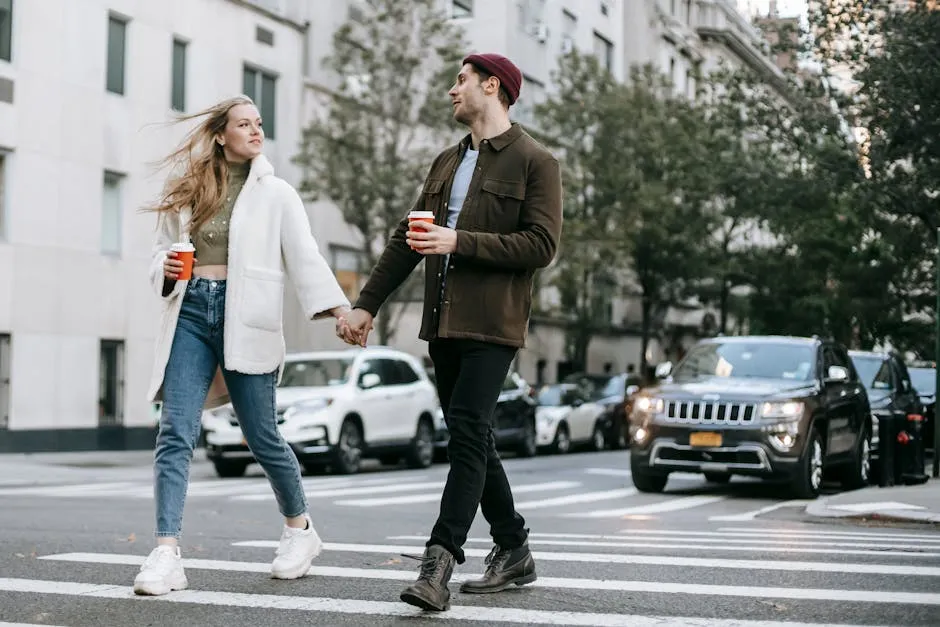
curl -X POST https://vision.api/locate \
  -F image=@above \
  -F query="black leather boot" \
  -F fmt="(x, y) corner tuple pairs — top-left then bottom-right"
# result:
(459, 542), (537, 594)
(399, 545), (456, 611)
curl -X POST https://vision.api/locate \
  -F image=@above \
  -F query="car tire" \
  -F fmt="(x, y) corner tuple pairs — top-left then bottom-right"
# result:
(406, 419), (435, 469)
(592, 422), (607, 451)
(791, 426), (824, 499)
(841, 422), (872, 490)
(516, 419), (537, 458)
(704, 472), (732, 484)
(333, 418), (364, 475)
(552, 424), (571, 454)
(630, 453), (668, 493)
(213, 460), (248, 478)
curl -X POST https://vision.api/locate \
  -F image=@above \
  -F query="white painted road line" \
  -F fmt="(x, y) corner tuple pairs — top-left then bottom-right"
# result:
(231, 541), (940, 576)
(0, 577), (884, 627)
(0, 623), (68, 627)
(709, 500), (812, 521)
(584, 468), (704, 481)
(515, 488), (638, 510)
(233, 480), (446, 501)
(717, 527), (940, 542)
(568, 495), (728, 517)
(335, 481), (581, 507)
(35, 555), (940, 607)
(384, 535), (940, 558)
(0, 482), (141, 497)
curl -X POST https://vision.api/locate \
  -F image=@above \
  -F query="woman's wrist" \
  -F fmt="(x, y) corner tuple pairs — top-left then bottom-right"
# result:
(331, 305), (352, 319)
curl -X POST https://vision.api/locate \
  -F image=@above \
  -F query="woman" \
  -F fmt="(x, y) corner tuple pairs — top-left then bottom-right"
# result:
(136, 96), (352, 596)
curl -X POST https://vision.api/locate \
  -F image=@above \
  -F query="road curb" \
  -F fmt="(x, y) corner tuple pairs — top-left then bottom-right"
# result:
(805, 496), (940, 525)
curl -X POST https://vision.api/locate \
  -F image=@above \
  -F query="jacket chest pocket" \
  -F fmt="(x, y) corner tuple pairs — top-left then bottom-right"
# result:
(423, 178), (446, 221)
(480, 178), (525, 232)
(240, 267), (285, 331)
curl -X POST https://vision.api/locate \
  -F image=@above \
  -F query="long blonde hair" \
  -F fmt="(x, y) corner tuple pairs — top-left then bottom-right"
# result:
(146, 95), (255, 234)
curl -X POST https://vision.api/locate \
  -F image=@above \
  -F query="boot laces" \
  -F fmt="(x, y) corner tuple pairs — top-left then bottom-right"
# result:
(402, 552), (444, 580)
(483, 545), (511, 573)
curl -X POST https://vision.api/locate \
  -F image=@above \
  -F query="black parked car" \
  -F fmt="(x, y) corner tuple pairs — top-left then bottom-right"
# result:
(629, 336), (872, 498)
(908, 365), (936, 453)
(432, 371), (537, 461)
(848, 350), (923, 460)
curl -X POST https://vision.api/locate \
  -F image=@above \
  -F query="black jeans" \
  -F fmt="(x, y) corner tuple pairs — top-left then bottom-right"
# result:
(426, 338), (528, 564)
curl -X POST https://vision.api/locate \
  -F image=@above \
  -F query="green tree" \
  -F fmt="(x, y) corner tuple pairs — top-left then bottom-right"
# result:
(294, 0), (464, 343)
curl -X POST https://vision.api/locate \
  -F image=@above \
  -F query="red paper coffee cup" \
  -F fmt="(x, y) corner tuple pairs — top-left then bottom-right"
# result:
(171, 242), (195, 280)
(408, 211), (434, 251)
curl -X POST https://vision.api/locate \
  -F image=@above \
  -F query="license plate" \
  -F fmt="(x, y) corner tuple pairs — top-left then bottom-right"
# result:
(690, 432), (722, 447)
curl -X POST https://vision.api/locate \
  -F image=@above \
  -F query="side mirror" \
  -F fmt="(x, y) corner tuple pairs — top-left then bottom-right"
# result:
(359, 373), (382, 389)
(572, 398), (584, 408)
(655, 362), (673, 379)
(825, 365), (849, 383)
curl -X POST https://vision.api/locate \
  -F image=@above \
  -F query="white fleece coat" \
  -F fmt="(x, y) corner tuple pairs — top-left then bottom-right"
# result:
(146, 154), (350, 408)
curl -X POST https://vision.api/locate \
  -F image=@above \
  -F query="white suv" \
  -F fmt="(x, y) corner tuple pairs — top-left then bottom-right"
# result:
(203, 347), (440, 476)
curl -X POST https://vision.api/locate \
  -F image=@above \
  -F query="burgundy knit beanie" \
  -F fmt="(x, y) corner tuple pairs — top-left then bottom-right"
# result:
(463, 53), (523, 105)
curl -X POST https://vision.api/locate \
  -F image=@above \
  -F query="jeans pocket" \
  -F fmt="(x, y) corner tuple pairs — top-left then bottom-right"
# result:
(240, 267), (285, 331)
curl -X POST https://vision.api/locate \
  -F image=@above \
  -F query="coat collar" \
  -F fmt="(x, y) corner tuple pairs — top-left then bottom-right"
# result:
(458, 123), (523, 153)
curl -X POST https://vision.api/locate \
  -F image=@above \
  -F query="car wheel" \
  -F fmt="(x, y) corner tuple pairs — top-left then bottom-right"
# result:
(552, 424), (571, 454)
(841, 423), (872, 490)
(704, 472), (732, 484)
(630, 452), (668, 493)
(333, 418), (363, 475)
(213, 460), (248, 478)
(517, 419), (537, 458)
(592, 422), (607, 451)
(791, 427), (824, 499)
(406, 419), (434, 469)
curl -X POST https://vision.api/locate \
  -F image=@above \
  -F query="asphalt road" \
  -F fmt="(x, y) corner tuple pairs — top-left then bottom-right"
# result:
(0, 449), (937, 626)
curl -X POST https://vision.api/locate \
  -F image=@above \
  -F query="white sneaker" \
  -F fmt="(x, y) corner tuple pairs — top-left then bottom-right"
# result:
(271, 515), (322, 579)
(133, 545), (188, 596)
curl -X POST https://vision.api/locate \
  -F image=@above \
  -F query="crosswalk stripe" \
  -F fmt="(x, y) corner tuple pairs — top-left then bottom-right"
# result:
(568, 495), (727, 517)
(384, 535), (940, 558)
(515, 488), (638, 510)
(233, 480), (446, 501)
(35, 553), (940, 607)
(717, 526), (940, 542)
(0, 623), (68, 627)
(335, 481), (580, 507)
(0, 577), (882, 626)
(617, 528), (940, 546)
(583, 468), (704, 481)
(709, 500), (812, 521)
(0, 482), (141, 497)
(231, 541), (940, 576)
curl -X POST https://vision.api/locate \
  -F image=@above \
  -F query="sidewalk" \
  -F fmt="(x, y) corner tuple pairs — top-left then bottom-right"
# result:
(0, 449), (170, 485)
(806, 477), (940, 525)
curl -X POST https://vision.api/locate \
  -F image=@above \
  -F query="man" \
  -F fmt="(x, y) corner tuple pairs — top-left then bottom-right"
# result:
(338, 53), (562, 612)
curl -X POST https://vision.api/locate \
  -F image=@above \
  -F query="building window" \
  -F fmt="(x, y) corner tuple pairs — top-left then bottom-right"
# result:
(514, 74), (546, 129)
(102, 171), (123, 256)
(600, 2), (609, 16)
(562, 9), (576, 53)
(171, 38), (187, 112)
(106, 15), (127, 94)
(331, 246), (366, 300)
(243, 65), (277, 140)
(0, 0), (12, 62)
(0, 334), (9, 429)
(99, 340), (125, 426)
(452, 0), (473, 18)
(0, 150), (7, 240)
(593, 31), (614, 73)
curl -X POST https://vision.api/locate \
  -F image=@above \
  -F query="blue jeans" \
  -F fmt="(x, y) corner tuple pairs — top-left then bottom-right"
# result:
(154, 277), (307, 538)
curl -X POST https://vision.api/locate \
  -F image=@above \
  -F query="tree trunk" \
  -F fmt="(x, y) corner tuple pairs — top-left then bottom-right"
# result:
(719, 276), (729, 335)
(640, 293), (652, 379)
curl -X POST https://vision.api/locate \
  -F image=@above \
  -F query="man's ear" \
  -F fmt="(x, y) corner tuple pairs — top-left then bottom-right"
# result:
(484, 76), (501, 97)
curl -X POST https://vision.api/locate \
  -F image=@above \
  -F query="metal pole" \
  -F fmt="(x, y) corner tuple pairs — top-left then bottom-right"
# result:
(934, 228), (940, 478)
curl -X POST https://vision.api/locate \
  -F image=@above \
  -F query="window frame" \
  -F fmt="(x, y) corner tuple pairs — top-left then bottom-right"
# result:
(101, 170), (124, 256)
(99, 339), (125, 426)
(0, 333), (9, 429)
(242, 64), (277, 140)
(106, 14), (128, 95)
(0, 0), (12, 62)
(171, 37), (187, 112)
(451, 0), (473, 18)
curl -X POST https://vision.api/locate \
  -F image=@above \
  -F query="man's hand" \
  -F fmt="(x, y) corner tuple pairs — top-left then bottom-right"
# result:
(337, 308), (374, 347)
(407, 222), (457, 255)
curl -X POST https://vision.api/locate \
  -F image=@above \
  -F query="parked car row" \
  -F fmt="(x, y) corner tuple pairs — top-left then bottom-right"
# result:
(627, 334), (935, 499)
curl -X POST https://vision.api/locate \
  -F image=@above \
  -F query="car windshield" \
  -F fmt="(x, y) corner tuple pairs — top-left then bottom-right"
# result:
(672, 342), (815, 382)
(910, 367), (937, 396)
(280, 357), (353, 387)
(538, 386), (571, 406)
(850, 356), (891, 390)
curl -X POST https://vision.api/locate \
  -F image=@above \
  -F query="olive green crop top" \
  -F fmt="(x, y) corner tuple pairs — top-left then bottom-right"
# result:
(192, 161), (251, 266)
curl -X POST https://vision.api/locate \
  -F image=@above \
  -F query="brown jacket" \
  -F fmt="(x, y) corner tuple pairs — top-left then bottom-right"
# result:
(354, 123), (563, 348)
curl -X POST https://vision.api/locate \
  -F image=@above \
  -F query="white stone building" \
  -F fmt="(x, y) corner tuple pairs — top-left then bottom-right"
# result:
(0, 0), (782, 451)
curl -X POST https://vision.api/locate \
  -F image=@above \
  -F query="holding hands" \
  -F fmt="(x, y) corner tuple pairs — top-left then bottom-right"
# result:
(335, 308), (374, 347)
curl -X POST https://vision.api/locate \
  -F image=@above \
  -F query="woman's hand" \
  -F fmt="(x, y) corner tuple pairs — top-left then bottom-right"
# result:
(163, 250), (196, 280)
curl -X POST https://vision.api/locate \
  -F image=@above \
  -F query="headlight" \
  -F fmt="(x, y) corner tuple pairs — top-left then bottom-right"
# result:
(283, 399), (333, 420)
(761, 401), (804, 419)
(633, 397), (664, 414)
(762, 419), (800, 452)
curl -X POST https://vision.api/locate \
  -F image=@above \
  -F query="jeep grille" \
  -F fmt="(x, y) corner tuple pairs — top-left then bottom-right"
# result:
(664, 401), (757, 424)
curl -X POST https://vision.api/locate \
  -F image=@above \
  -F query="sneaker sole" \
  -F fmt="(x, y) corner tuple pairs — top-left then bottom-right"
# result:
(133, 575), (188, 596)
(459, 572), (537, 594)
(400, 590), (450, 611)
(270, 540), (323, 580)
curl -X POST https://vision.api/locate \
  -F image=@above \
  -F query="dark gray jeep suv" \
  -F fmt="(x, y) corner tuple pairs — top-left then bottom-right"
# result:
(629, 336), (872, 498)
